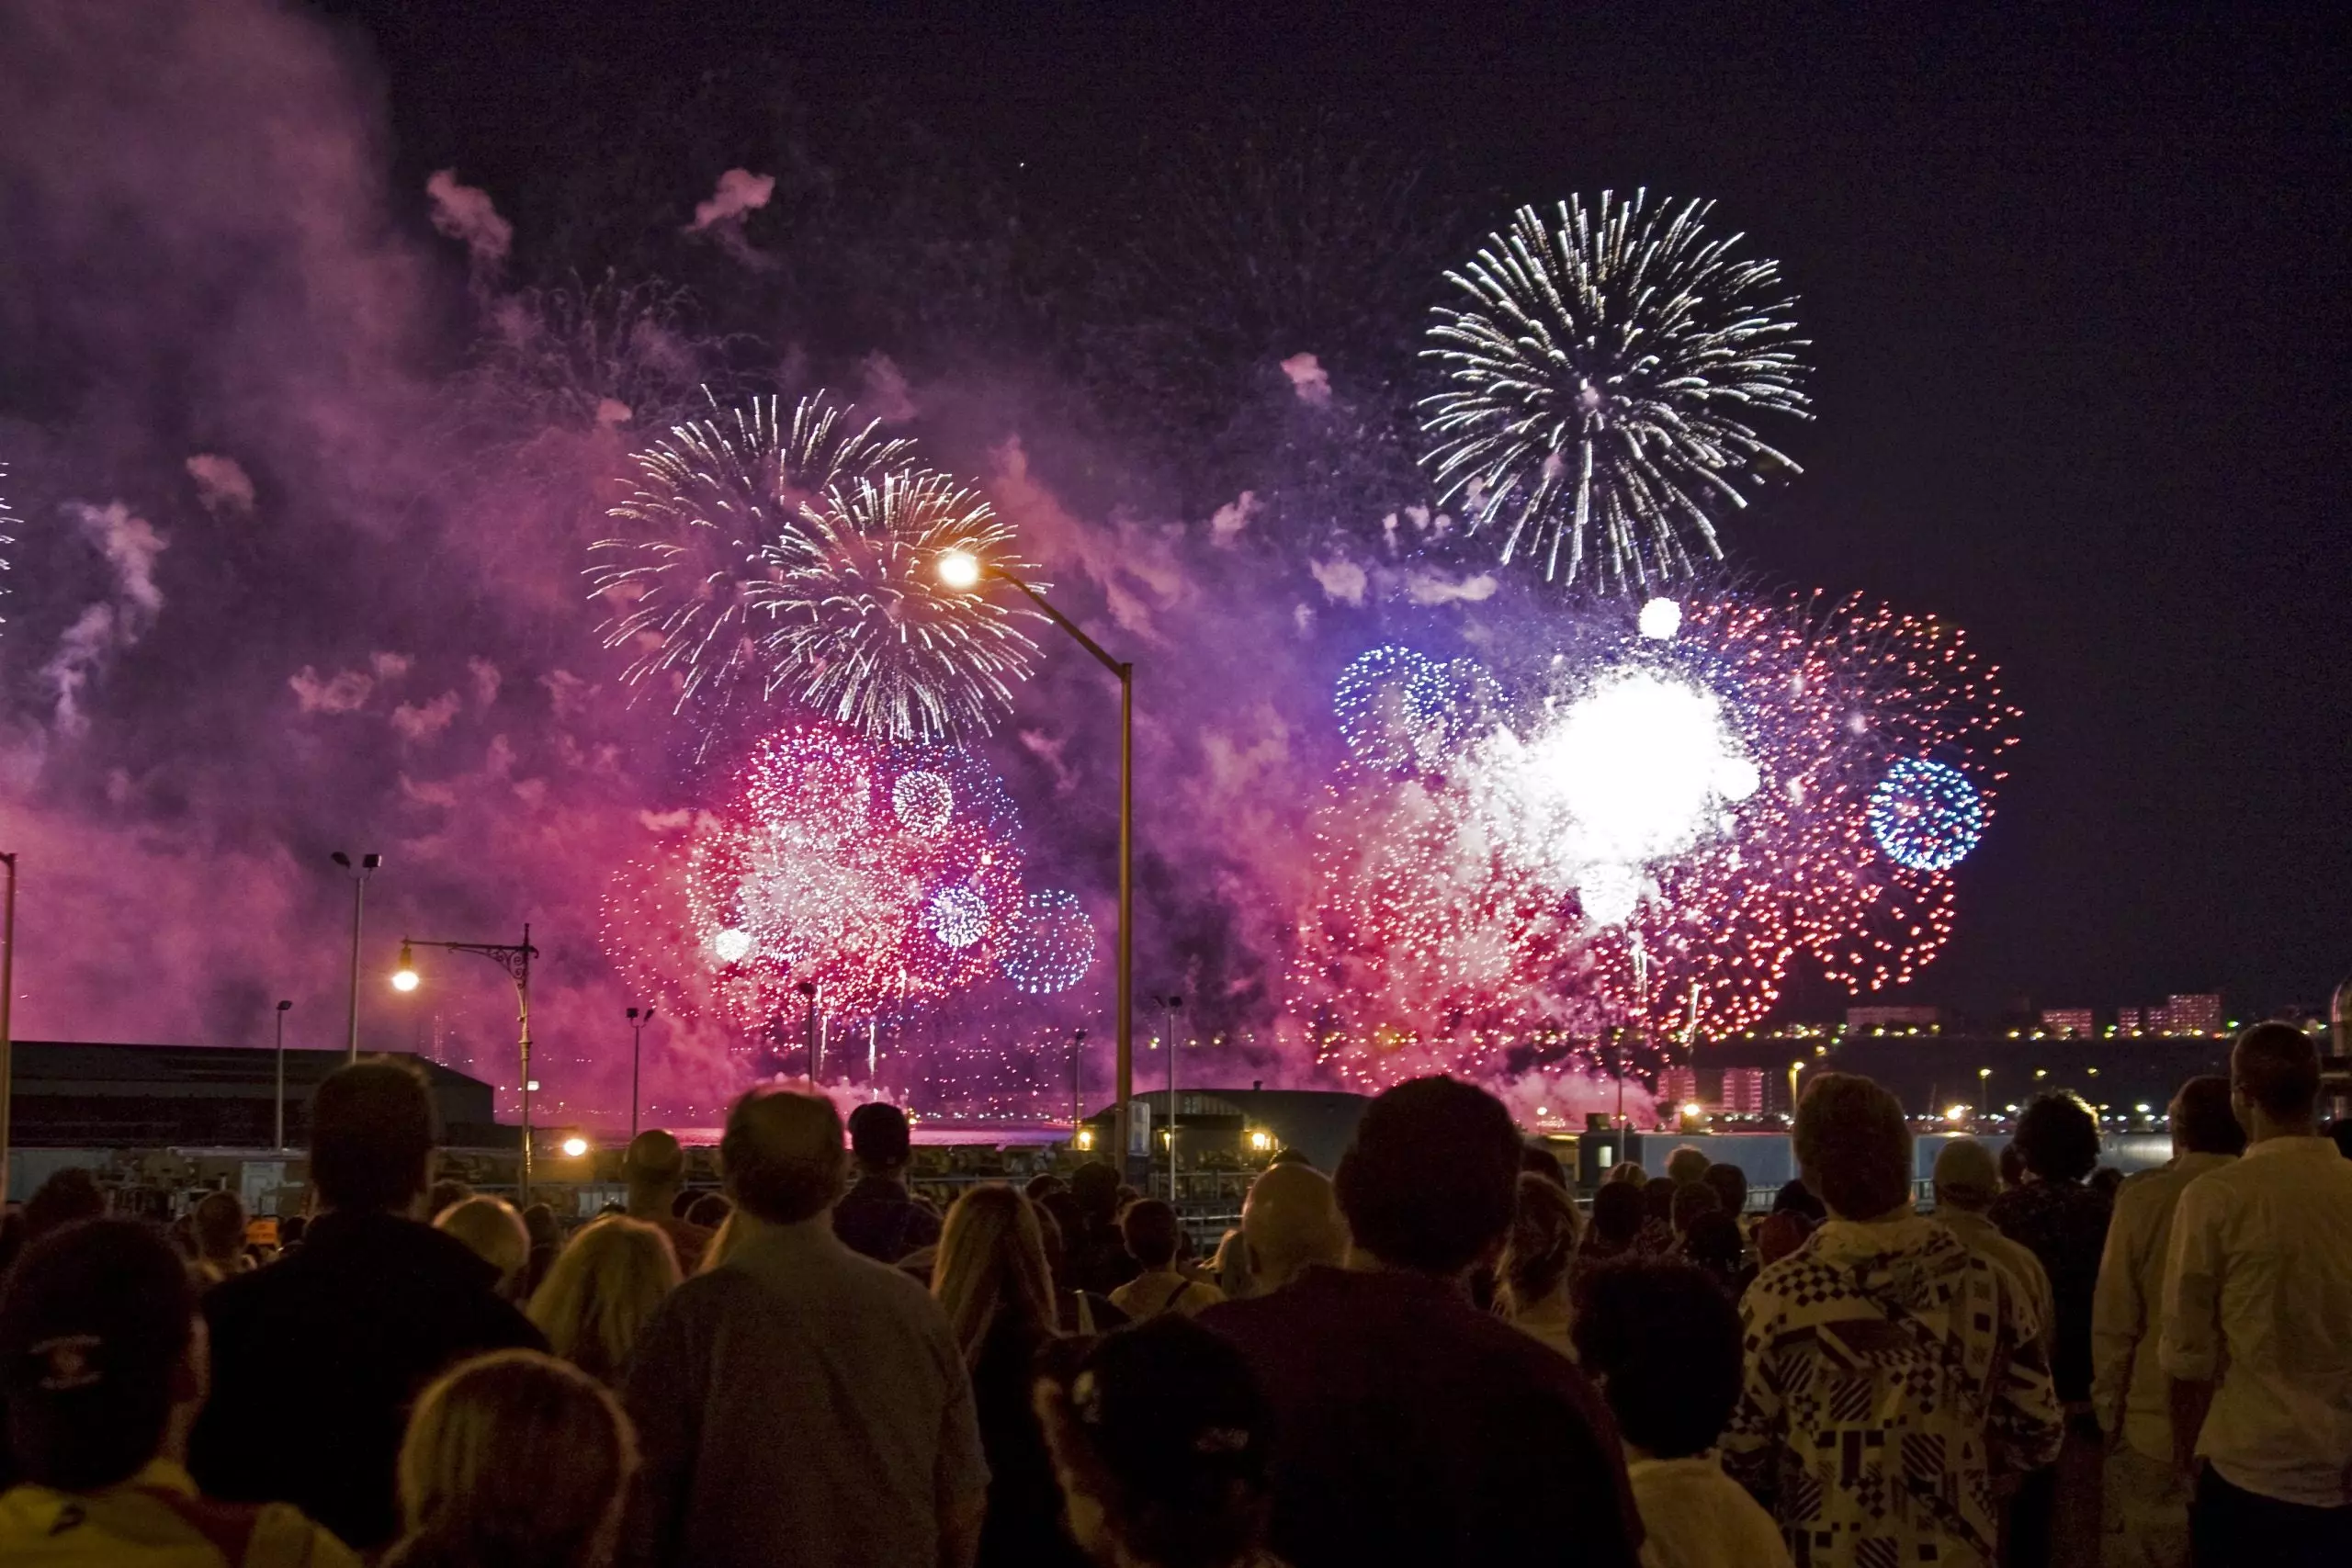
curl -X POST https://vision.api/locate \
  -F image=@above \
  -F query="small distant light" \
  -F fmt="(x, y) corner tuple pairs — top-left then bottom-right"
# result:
(2134, 1102), (2151, 1114)
(525, 1079), (540, 1092)
(560, 1135), (588, 1158)
(1945, 1104), (1970, 1124)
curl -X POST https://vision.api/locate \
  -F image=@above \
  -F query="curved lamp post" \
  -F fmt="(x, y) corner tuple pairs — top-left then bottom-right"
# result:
(394, 926), (538, 1201)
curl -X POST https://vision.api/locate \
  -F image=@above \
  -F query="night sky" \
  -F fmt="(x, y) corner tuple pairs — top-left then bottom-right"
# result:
(323, 0), (2347, 1017)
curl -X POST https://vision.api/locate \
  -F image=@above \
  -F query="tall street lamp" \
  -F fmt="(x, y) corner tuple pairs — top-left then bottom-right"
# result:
(938, 549), (1136, 1171)
(0, 852), (17, 1205)
(628, 1005), (655, 1140)
(274, 999), (293, 1151)
(330, 852), (381, 1060)
(1161, 994), (1183, 1201)
(393, 926), (538, 1201)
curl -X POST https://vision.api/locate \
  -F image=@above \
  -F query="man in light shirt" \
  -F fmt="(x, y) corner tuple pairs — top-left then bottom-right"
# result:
(2091, 1076), (2244, 1568)
(1932, 1137), (2057, 1347)
(2159, 1023), (2352, 1567)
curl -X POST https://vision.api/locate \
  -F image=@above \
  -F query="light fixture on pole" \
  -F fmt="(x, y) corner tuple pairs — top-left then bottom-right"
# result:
(938, 548), (1136, 1173)
(1069, 1027), (1087, 1144)
(273, 999), (293, 1151)
(392, 927), (537, 1201)
(330, 852), (381, 1060)
(795, 980), (820, 1081)
(1161, 994), (1182, 1201)
(628, 1006), (655, 1140)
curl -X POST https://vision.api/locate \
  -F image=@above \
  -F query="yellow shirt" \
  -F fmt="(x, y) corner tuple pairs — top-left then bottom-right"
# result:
(1108, 1269), (1226, 1321)
(0, 1459), (359, 1568)
(2089, 1151), (2234, 1461)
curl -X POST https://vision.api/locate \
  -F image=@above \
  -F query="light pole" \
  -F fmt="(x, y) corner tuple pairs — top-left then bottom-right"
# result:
(0, 852), (17, 1205)
(1162, 994), (1182, 1201)
(274, 999), (293, 1150)
(331, 852), (381, 1060)
(938, 549), (1136, 1173)
(796, 980), (821, 1081)
(1069, 1027), (1087, 1142)
(393, 926), (537, 1201)
(1788, 1059), (1805, 1120)
(628, 1006), (654, 1139)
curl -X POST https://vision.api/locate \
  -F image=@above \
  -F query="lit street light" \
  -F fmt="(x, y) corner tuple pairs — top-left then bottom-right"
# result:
(393, 926), (540, 1201)
(628, 1006), (655, 1139)
(560, 1134), (589, 1159)
(940, 549), (1137, 1173)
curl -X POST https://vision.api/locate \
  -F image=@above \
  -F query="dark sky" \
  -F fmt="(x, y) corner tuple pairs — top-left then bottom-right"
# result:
(321, 0), (2349, 1019)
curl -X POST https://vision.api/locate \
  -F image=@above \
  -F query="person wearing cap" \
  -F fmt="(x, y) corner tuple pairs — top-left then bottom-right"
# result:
(1033, 1315), (1286, 1568)
(0, 1218), (360, 1567)
(1932, 1138), (2057, 1350)
(834, 1101), (944, 1264)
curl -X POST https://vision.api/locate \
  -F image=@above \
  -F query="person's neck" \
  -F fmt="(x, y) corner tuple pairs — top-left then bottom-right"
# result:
(1833, 1202), (1917, 1226)
(314, 1198), (424, 1224)
(627, 1188), (681, 1221)
(1344, 1245), (1466, 1286)
(2245, 1112), (2318, 1146)
(729, 1207), (833, 1245)
(854, 1166), (907, 1190)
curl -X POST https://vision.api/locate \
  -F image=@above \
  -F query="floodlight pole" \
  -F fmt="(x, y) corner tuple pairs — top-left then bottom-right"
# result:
(401, 927), (537, 1202)
(0, 852), (16, 1205)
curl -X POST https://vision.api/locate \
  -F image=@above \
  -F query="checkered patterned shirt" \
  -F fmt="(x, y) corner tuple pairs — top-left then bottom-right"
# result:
(1723, 1215), (2062, 1568)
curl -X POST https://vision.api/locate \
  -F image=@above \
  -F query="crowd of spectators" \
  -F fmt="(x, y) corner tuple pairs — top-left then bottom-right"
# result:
(0, 1021), (2347, 1567)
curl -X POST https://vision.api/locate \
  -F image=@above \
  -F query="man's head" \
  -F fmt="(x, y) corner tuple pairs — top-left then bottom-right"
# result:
(1571, 1258), (1745, 1461)
(2232, 1022), (2321, 1136)
(1664, 1145), (1712, 1188)
(23, 1168), (105, 1242)
(1120, 1199), (1182, 1271)
(191, 1191), (246, 1265)
(1932, 1137), (2001, 1213)
(1334, 1077), (1521, 1277)
(0, 1220), (202, 1489)
(1069, 1161), (1122, 1223)
(310, 1059), (437, 1214)
(1701, 1162), (1748, 1222)
(846, 1102), (913, 1177)
(623, 1130), (688, 1210)
(1793, 1073), (1913, 1222)
(2172, 1076), (2247, 1157)
(1589, 1180), (1643, 1246)
(1240, 1162), (1346, 1292)
(1669, 1183), (1719, 1237)
(2013, 1093), (2101, 1184)
(720, 1089), (845, 1224)
(435, 1196), (531, 1295)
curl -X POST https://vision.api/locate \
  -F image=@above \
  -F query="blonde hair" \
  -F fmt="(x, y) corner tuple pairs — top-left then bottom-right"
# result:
(932, 1183), (1057, 1367)
(1498, 1173), (1584, 1318)
(435, 1196), (530, 1293)
(389, 1349), (638, 1568)
(527, 1216), (681, 1386)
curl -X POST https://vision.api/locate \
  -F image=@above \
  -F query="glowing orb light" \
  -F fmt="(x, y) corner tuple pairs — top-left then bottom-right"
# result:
(936, 548), (982, 590)
(1868, 758), (1984, 872)
(926, 885), (989, 949)
(710, 927), (753, 963)
(1522, 671), (1758, 867)
(1637, 597), (1683, 640)
(892, 770), (954, 837)
(1003, 889), (1095, 995)
(560, 1135), (590, 1157)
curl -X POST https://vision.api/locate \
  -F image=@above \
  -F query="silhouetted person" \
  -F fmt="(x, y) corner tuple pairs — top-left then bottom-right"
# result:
(189, 1190), (250, 1287)
(1583, 1179), (1644, 1262)
(832, 1102), (944, 1264)
(1202, 1075), (1641, 1568)
(2161, 1024), (2352, 1567)
(1701, 1162), (1749, 1228)
(1238, 1161), (1347, 1295)
(624, 1130), (712, 1275)
(22, 1168), (104, 1242)
(1108, 1200), (1224, 1321)
(1062, 1161), (1139, 1296)
(190, 1058), (542, 1551)
(623, 1088), (986, 1568)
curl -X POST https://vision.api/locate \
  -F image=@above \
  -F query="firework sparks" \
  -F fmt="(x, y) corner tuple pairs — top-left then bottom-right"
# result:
(1420, 192), (1810, 590)
(1002, 889), (1096, 996)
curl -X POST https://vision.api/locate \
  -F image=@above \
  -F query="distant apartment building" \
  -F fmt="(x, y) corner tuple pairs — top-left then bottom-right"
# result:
(2040, 1008), (2096, 1037)
(2118, 993), (2225, 1035)
(1659, 1066), (1769, 1117)
(1847, 1005), (1943, 1031)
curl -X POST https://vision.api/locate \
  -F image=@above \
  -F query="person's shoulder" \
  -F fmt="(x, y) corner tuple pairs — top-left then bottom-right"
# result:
(251, 1499), (367, 1568)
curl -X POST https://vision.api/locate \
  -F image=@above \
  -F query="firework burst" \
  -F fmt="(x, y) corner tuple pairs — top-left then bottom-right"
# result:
(1420, 192), (1810, 589)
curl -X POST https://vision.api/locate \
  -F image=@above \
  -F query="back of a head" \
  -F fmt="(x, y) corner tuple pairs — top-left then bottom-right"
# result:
(1499, 1172), (1581, 1311)
(1335, 1076), (1521, 1276)
(1682, 1211), (1746, 1272)
(1520, 1142), (1569, 1190)
(192, 1190), (247, 1262)
(1069, 1161), (1122, 1222)
(23, 1168), (106, 1242)
(1571, 1258), (1744, 1459)
(2233, 1021), (2320, 1127)
(1701, 1162), (1748, 1221)
(393, 1349), (638, 1568)
(1240, 1162), (1345, 1284)
(426, 1179), (474, 1222)
(311, 1058), (436, 1214)
(720, 1088), (845, 1224)
(1120, 1198), (1182, 1270)
(1068, 1316), (1273, 1568)
(933, 1185), (1055, 1364)
(1770, 1179), (1826, 1221)
(623, 1129), (686, 1193)
(1665, 1145), (1711, 1188)
(1023, 1172), (1068, 1202)
(847, 1101), (913, 1171)
(1669, 1183), (1720, 1235)
(1641, 1177), (1678, 1222)
(526, 1217), (680, 1386)
(1590, 1180), (1643, 1245)
(436, 1197), (530, 1288)
(2173, 1076), (2246, 1156)
(1932, 1137), (2001, 1211)
(684, 1192), (731, 1229)
(1793, 1073), (1913, 1221)
(1607, 1161), (1648, 1187)
(1268, 1145), (1313, 1169)
(2013, 1093), (2101, 1184)
(0, 1219), (192, 1489)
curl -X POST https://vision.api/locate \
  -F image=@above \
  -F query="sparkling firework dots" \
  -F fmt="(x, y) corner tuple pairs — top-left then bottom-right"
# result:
(926, 885), (989, 949)
(763, 469), (1041, 744)
(1420, 192), (1810, 590)
(1002, 889), (1096, 995)
(892, 770), (955, 836)
(1867, 758), (1985, 872)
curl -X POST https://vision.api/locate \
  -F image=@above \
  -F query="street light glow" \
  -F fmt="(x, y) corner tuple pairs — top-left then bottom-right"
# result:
(936, 549), (982, 590)
(391, 942), (419, 992)
(1946, 1104), (1971, 1123)
(560, 1135), (588, 1158)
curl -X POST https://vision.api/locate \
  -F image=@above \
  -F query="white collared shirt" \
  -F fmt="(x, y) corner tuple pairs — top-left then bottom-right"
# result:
(2091, 1151), (2236, 1461)
(2159, 1135), (2352, 1506)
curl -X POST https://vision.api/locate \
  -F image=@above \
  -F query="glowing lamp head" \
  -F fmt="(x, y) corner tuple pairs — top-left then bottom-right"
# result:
(1945, 1104), (1971, 1124)
(1249, 1130), (1272, 1152)
(560, 1135), (588, 1158)
(1075, 1128), (1094, 1151)
(1680, 1101), (1704, 1119)
(391, 942), (419, 992)
(936, 549), (982, 591)
(1636, 596), (1683, 640)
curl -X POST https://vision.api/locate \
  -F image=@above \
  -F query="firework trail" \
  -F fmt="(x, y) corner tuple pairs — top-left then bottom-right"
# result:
(764, 469), (1041, 744)
(1420, 192), (1810, 590)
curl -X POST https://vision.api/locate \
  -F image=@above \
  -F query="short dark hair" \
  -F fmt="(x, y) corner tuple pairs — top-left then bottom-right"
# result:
(719, 1089), (844, 1224)
(192, 1192), (245, 1260)
(1770, 1179), (1826, 1221)
(1701, 1162), (1749, 1221)
(23, 1168), (106, 1241)
(0, 1220), (193, 1488)
(1334, 1077), (1521, 1276)
(2233, 1022), (2320, 1123)
(2013, 1094), (2101, 1184)
(1120, 1200), (1182, 1269)
(2173, 1077), (2245, 1156)
(311, 1059), (436, 1213)
(1681, 1211), (1747, 1273)
(1070, 1161), (1123, 1222)
(1670, 1184), (1720, 1235)
(1793, 1074), (1913, 1220)
(1571, 1258), (1745, 1459)
(847, 1102), (913, 1169)
(1641, 1178), (1678, 1222)
(1589, 1180), (1643, 1246)
(1520, 1142), (1569, 1190)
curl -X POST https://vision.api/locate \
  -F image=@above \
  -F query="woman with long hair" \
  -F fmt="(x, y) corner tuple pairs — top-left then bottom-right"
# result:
(526, 1215), (681, 1386)
(1497, 1172), (1582, 1357)
(933, 1184), (1083, 1567)
(384, 1349), (638, 1568)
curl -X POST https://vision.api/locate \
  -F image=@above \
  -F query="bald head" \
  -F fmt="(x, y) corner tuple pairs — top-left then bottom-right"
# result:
(1242, 1161), (1346, 1292)
(624, 1129), (687, 1214)
(720, 1089), (845, 1224)
(1932, 1138), (2000, 1212)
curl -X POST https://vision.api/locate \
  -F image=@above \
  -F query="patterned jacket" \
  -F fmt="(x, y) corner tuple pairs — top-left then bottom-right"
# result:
(1723, 1215), (2062, 1568)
